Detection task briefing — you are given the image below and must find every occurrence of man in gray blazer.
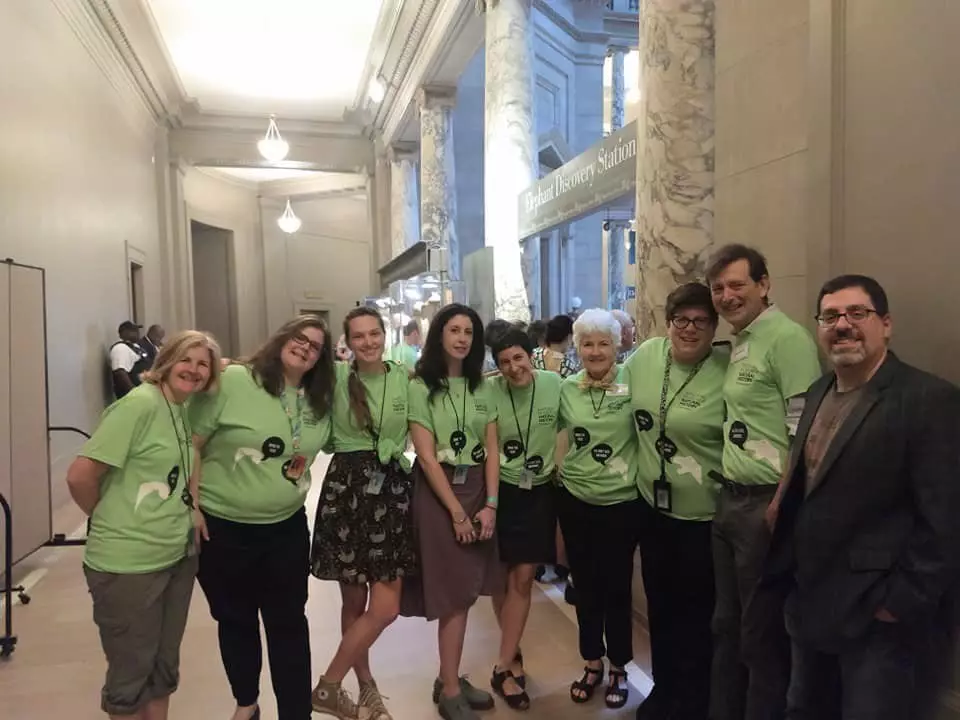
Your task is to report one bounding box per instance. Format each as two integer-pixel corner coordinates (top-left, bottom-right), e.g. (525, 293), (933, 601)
(765, 274), (960, 719)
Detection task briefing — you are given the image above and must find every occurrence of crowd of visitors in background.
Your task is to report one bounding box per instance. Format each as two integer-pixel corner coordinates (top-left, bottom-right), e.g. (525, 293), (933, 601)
(68, 243), (960, 720)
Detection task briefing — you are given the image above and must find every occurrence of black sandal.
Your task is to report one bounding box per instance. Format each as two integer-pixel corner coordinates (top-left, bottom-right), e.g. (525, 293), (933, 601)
(570, 664), (603, 704)
(491, 667), (530, 711)
(605, 668), (629, 709)
(513, 650), (526, 689)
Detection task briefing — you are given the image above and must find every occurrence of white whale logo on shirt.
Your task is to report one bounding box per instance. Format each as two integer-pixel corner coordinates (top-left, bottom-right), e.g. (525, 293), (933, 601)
(135, 481), (171, 511)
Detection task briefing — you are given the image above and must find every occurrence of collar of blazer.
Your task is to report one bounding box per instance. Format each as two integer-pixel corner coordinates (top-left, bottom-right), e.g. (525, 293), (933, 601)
(786, 351), (902, 493)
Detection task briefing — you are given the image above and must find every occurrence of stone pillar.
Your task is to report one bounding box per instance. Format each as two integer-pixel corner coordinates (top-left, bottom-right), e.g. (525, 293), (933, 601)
(563, 224), (577, 313)
(523, 237), (541, 319)
(634, 0), (715, 339)
(610, 47), (626, 132)
(607, 221), (627, 310)
(389, 143), (420, 258)
(417, 86), (460, 281)
(482, 0), (537, 322)
(546, 229), (561, 316)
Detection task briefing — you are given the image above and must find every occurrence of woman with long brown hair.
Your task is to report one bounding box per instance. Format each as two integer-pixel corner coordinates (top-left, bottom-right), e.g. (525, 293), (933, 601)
(310, 306), (414, 720)
(189, 315), (335, 720)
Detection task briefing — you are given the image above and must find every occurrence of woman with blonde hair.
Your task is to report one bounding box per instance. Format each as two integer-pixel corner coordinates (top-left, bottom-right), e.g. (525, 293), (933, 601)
(67, 330), (222, 720)
(190, 315), (335, 720)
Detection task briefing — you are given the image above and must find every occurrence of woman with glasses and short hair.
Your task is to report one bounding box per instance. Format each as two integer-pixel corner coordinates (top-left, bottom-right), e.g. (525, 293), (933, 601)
(67, 330), (222, 720)
(557, 308), (639, 711)
(189, 316), (335, 720)
(625, 282), (729, 720)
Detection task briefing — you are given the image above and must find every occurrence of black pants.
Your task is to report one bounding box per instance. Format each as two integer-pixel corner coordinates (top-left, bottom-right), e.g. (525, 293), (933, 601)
(197, 508), (312, 720)
(785, 615), (942, 720)
(637, 497), (715, 720)
(711, 485), (789, 720)
(556, 486), (637, 668)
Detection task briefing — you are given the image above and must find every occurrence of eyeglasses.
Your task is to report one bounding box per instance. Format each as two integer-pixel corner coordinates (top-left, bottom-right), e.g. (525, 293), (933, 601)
(670, 316), (713, 331)
(291, 332), (323, 354)
(815, 307), (877, 327)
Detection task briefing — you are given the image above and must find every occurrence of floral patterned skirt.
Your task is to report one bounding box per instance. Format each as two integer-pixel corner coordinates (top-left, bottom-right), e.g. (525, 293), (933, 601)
(310, 451), (417, 584)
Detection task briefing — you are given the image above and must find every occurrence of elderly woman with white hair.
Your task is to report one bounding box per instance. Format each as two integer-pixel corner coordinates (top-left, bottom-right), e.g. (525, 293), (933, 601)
(557, 308), (639, 710)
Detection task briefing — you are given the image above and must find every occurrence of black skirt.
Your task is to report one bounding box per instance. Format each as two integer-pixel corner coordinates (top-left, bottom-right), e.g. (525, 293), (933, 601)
(311, 451), (417, 584)
(497, 477), (557, 566)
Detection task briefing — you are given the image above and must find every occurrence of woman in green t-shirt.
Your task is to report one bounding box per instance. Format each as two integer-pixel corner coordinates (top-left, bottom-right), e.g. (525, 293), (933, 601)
(401, 303), (501, 720)
(309, 307), (414, 720)
(625, 283), (728, 720)
(557, 308), (639, 710)
(66, 330), (221, 720)
(190, 315), (335, 720)
(487, 327), (563, 711)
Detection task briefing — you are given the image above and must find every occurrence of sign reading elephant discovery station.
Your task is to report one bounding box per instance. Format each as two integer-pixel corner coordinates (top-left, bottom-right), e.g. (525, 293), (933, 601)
(518, 120), (637, 239)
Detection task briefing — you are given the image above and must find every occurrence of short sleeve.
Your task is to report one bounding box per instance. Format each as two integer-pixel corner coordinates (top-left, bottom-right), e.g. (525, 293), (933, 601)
(771, 325), (822, 400)
(109, 344), (136, 372)
(482, 382), (498, 423)
(189, 365), (238, 437)
(80, 391), (154, 468)
(407, 379), (434, 432)
(557, 378), (574, 429)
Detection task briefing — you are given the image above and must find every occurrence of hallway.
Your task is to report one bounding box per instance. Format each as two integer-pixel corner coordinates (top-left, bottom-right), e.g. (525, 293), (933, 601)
(0, 455), (652, 720)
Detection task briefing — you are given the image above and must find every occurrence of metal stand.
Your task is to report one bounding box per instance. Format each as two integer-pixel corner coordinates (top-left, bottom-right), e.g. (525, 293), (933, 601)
(44, 426), (91, 548)
(1, 491), (23, 659)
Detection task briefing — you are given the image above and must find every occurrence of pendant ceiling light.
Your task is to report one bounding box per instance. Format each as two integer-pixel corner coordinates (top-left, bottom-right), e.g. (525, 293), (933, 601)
(277, 199), (301, 234)
(258, 116), (289, 162)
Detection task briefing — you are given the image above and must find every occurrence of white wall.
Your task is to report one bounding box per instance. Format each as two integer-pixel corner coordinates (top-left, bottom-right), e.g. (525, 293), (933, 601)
(262, 193), (374, 337)
(0, 0), (162, 511)
(183, 168), (266, 354)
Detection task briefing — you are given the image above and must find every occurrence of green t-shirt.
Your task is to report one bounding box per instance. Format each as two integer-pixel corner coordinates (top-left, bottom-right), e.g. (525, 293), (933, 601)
(189, 364), (333, 523)
(626, 337), (730, 521)
(407, 376), (497, 466)
(389, 344), (418, 372)
(558, 366), (638, 506)
(330, 361), (411, 470)
(82, 384), (193, 574)
(491, 370), (562, 486)
(722, 306), (822, 485)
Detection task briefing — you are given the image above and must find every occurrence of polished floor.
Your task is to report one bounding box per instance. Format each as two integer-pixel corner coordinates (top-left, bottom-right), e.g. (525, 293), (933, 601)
(0, 456), (652, 719)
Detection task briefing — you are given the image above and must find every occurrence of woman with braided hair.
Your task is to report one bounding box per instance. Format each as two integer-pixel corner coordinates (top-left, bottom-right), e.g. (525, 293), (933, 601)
(310, 306), (415, 720)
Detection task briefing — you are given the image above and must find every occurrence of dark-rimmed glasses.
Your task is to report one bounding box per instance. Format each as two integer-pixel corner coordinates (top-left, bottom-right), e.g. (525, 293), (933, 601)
(670, 316), (713, 331)
(815, 307), (877, 328)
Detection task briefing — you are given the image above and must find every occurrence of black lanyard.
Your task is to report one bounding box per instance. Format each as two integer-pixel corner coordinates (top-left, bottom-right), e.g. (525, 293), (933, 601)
(589, 388), (607, 418)
(357, 363), (389, 453)
(445, 382), (469, 455)
(162, 390), (193, 508)
(658, 349), (707, 482)
(507, 378), (536, 463)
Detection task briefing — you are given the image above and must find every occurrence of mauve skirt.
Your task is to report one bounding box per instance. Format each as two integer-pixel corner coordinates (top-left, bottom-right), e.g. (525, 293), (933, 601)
(400, 462), (505, 621)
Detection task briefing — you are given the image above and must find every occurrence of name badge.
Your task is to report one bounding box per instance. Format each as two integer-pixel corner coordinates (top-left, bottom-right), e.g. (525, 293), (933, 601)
(654, 479), (673, 512)
(609, 383), (630, 396)
(365, 469), (386, 495)
(452, 465), (470, 485)
(518, 469), (534, 491)
(732, 342), (750, 363)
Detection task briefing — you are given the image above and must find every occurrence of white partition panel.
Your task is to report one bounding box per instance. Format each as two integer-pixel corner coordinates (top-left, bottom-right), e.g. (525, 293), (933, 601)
(0, 262), (50, 571)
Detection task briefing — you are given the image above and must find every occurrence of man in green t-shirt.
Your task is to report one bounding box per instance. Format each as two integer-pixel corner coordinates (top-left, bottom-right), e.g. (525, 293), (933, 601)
(706, 245), (822, 720)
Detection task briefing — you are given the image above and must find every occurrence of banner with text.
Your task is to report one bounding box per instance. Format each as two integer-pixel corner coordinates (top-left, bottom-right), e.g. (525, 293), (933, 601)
(518, 120), (637, 239)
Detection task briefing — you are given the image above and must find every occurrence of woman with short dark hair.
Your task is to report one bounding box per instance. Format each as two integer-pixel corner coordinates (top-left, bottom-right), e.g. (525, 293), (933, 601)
(487, 327), (563, 711)
(625, 282), (728, 720)
(190, 315), (335, 720)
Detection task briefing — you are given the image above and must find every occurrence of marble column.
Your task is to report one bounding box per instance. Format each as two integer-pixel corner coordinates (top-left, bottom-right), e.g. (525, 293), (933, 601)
(610, 47), (626, 132)
(389, 143), (420, 258)
(607, 221), (627, 310)
(482, 0), (537, 322)
(546, 229), (561, 316)
(417, 86), (460, 281)
(634, 0), (715, 339)
(563, 224), (577, 313)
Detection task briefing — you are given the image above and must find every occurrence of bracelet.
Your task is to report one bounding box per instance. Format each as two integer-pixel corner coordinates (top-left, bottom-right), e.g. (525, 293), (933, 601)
(486, 496), (498, 507)
(452, 512), (469, 525)
(485, 503), (498, 512)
